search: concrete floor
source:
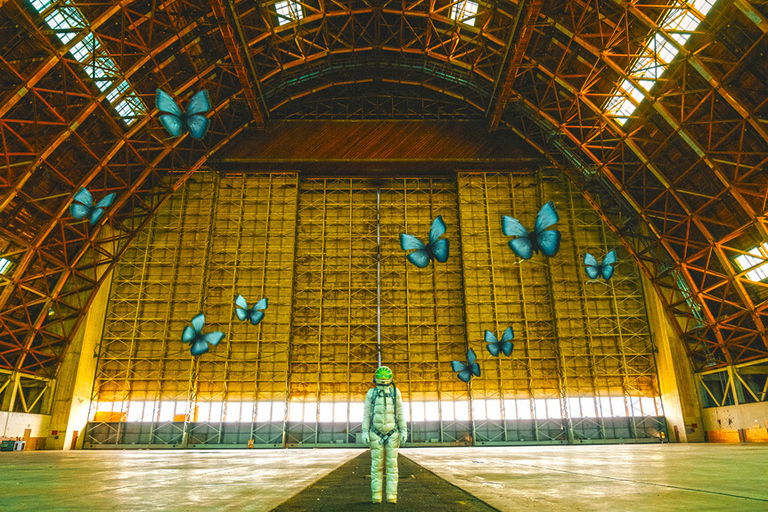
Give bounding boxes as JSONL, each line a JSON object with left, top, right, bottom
{"left": 402, "top": 444, "right": 768, "bottom": 512}
{"left": 0, "top": 448, "right": 363, "bottom": 512}
{"left": 1, "top": 445, "right": 767, "bottom": 511}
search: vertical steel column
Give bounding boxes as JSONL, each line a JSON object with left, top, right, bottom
{"left": 376, "top": 188, "right": 382, "bottom": 367}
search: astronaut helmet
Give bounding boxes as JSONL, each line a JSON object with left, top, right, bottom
{"left": 373, "top": 366, "right": 393, "bottom": 385}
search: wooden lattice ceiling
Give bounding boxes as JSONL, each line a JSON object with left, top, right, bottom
{"left": 0, "top": 0, "right": 766, "bottom": 377}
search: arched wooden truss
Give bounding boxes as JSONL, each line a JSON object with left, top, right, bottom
{"left": 0, "top": 0, "right": 765, "bottom": 383}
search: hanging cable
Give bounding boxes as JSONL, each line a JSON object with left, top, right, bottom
{"left": 376, "top": 188, "right": 382, "bottom": 367}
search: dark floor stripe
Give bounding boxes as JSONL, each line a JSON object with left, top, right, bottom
{"left": 271, "top": 451, "right": 500, "bottom": 512}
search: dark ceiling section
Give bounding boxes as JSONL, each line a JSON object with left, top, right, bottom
{"left": 0, "top": 0, "right": 765, "bottom": 378}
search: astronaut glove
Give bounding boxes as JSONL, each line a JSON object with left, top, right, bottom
{"left": 362, "top": 431, "right": 370, "bottom": 444}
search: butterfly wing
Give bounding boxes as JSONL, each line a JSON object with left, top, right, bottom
{"left": 88, "top": 208, "right": 104, "bottom": 226}
{"left": 191, "top": 313, "right": 205, "bottom": 333}
{"left": 186, "top": 114, "right": 210, "bottom": 140}
{"left": 534, "top": 201, "right": 559, "bottom": 232}
{"left": 406, "top": 249, "right": 431, "bottom": 268}
{"left": 70, "top": 188, "right": 93, "bottom": 219}
{"left": 430, "top": 238, "right": 449, "bottom": 263}
{"left": 501, "top": 327, "right": 514, "bottom": 343}
{"left": 234, "top": 295, "right": 249, "bottom": 321}
{"left": 181, "top": 325, "right": 197, "bottom": 344}
{"left": 509, "top": 237, "right": 534, "bottom": 260}
{"left": 400, "top": 233, "right": 426, "bottom": 251}
{"left": 95, "top": 192, "right": 117, "bottom": 209}
{"left": 185, "top": 90, "right": 211, "bottom": 139}
{"left": 501, "top": 341, "right": 514, "bottom": 357}
{"left": 601, "top": 249, "right": 617, "bottom": 282}
{"left": 537, "top": 229, "right": 561, "bottom": 257}
{"left": 186, "top": 90, "right": 211, "bottom": 116}
{"left": 470, "top": 361, "right": 481, "bottom": 377}
{"left": 201, "top": 331, "right": 224, "bottom": 347}
{"left": 501, "top": 215, "right": 528, "bottom": 237}
{"left": 467, "top": 348, "right": 477, "bottom": 364}
{"left": 457, "top": 369, "right": 473, "bottom": 382}
{"left": 87, "top": 192, "right": 117, "bottom": 226}
{"left": 156, "top": 89, "right": 183, "bottom": 137}
{"left": 249, "top": 310, "right": 265, "bottom": 325}
{"left": 484, "top": 330, "right": 497, "bottom": 344}
{"left": 584, "top": 253, "right": 599, "bottom": 279}
{"left": 190, "top": 339, "right": 210, "bottom": 356}
{"left": 429, "top": 216, "right": 447, "bottom": 243}
{"left": 486, "top": 343, "right": 500, "bottom": 357}
{"left": 451, "top": 360, "right": 466, "bottom": 373}
{"left": 254, "top": 298, "right": 268, "bottom": 310}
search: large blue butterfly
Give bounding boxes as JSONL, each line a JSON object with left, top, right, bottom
{"left": 584, "top": 250, "right": 617, "bottom": 281}
{"left": 400, "top": 216, "right": 450, "bottom": 268}
{"left": 501, "top": 201, "right": 561, "bottom": 259}
{"left": 485, "top": 327, "right": 514, "bottom": 357}
{"left": 181, "top": 313, "right": 224, "bottom": 356}
{"left": 235, "top": 295, "right": 268, "bottom": 325}
{"left": 69, "top": 187, "right": 117, "bottom": 226}
{"left": 451, "top": 349, "right": 481, "bottom": 382}
{"left": 155, "top": 89, "right": 211, "bottom": 139}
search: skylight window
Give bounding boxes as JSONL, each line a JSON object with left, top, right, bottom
{"left": 604, "top": 0, "right": 718, "bottom": 125}
{"left": 0, "top": 258, "right": 13, "bottom": 275}
{"left": 450, "top": 0, "right": 478, "bottom": 27}
{"left": 734, "top": 243, "right": 768, "bottom": 282}
{"left": 28, "top": 0, "right": 146, "bottom": 126}
{"left": 275, "top": 0, "right": 303, "bottom": 26}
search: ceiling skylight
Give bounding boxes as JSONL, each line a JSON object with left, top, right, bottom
{"left": 734, "top": 243, "right": 768, "bottom": 282}
{"left": 0, "top": 258, "right": 13, "bottom": 275}
{"left": 450, "top": 0, "right": 478, "bottom": 27}
{"left": 29, "top": 0, "right": 146, "bottom": 126}
{"left": 275, "top": 0, "right": 303, "bottom": 26}
{"left": 604, "top": 0, "right": 718, "bottom": 125}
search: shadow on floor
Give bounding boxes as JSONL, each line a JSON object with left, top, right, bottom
{"left": 272, "top": 451, "right": 499, "bottom": 512}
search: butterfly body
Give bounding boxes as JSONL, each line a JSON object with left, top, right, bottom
{"left": 156, "top": 89, "right": 211, "bottom": 139}
{"left": 501, "top": 201, "right": 561, "bottom": 259}
{"left": 181, "top": 313, "right": 224, "bottom": 356}
{"left": 485, "top": 327, "right": 514, "bottom": 357}
{"left": 451, "top": 348, "right": 481, "bottom": 382}
{"left": 234, "top": 295, "right": 268, "bottom": 325}
{"left": 69, "top": 188, "right": 117, "bottom": 226}
{"left": 400, "top": 216, "right": 450, "bottom": 268}
{"left": 584, "top": 250, "right": 617, "bottom": 281}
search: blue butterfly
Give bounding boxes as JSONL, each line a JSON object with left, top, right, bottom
{"left": 235, "top": 295, "right": 268, "bottom": 325}
{"left": 400, "top": 216, "right": 450, "bottom": 268}
{"left": 69, "top": 187, "right": 117, "bottom": 226}
{"left": 501, "top": 201, "right": 561, "bottom": 259}
{"left": 584, "top": 250, "right": 617, "bottom": 281}
{"left": 485, "top": 327, "right": 514, "bottom": 357}
{"left": 451, "top": 349, "right": 481, "bottom": 382}
{"left": 181, "top": 313, "right": 224, "bottom": 356}
{"left": 155, "top": 89, "right": 211, "bottom": 139}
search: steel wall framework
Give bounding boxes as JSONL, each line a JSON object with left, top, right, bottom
{"left": 85, "top": 171, "right": 663, "bottom": 448}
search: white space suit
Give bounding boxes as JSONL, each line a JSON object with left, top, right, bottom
{"left": 361, "top": 376, "right": 407, "bottom": 504}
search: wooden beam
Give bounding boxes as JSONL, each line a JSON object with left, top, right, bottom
{"left": 210, "top": 0, "right": 267, "bottom": 127}
{"left": 487, "top": 0, "right": 544, "bottom": 130}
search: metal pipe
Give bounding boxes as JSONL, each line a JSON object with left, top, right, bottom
{"left": 376, "top": 188, "right": 382, "bottom": 367}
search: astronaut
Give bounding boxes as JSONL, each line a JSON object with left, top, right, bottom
{"left": 361, "top": 366, "right": 407, "bottom": 504}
